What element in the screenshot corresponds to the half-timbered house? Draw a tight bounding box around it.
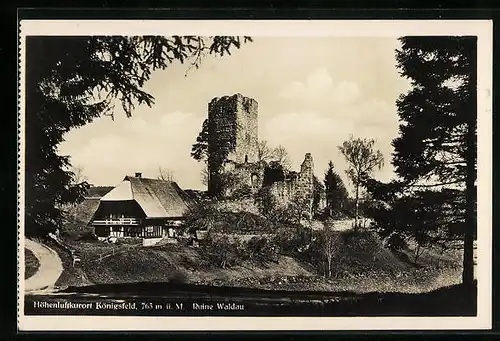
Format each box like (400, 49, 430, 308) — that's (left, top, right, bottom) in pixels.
(89, 173, 195, 244)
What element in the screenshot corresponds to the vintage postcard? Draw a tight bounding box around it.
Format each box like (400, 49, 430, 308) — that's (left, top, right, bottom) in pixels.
(18, 19, 492, 331)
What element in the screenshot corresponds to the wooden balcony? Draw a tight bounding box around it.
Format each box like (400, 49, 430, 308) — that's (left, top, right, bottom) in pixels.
(92, 217, 141, 226)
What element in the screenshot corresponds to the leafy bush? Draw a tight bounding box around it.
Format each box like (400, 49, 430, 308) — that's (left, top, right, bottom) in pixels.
(199, 233, 280, 268)
(256, 187, 311, 226)
(185, 199, 275, 235)
(60, 224, 96, 241)
(183, 199, 219, 234)
(199, 234, 244, 269)
(247, 236, 280, 263)
(176, 235, 194, 247)
(76, 231, 99, 242)
(25, 248, 40, 279)
(385, 233, 409, 251)
(273, 225, 312, 255)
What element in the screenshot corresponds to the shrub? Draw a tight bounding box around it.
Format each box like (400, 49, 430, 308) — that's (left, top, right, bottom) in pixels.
(186, 198, 275, 235)
(256, 187, 312, 226)
(247, 236, 280, 263)
(273, 225, 312, 255)
(114, 237, 142, 245)
(199, 233, 280, 268)
(183, 199, 220, 234)
(199, 234, 243, 269)
(308, 228, 343, 278)
(229, 183, 254, 200)
(176, 235, 194, 247)
(385, 233, 409, 251)
(76, 231, 99, 242)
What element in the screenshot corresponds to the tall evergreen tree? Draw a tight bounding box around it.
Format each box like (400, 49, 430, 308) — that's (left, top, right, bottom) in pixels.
(26, 36, 251, 237)
(393, 36, 477, 286)
(323, 161, 349, 218)
(191, 118, 210, 162)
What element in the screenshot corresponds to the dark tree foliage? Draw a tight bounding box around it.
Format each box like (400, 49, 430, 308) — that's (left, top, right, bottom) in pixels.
(366, 36, 477, 285)
(393, 36, 476, 187)
(191, 117, 236, 197)
(26, 35, 251, 237)
(365, 179, 466, 261)
(190, 118, 210, 162)
(262, 161, 286, 186)
(323, 161, 349, 218)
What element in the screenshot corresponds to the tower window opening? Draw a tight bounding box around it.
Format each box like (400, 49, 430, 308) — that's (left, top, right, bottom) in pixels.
(245, 155, 248, 163)
(251, 173, 258, 187)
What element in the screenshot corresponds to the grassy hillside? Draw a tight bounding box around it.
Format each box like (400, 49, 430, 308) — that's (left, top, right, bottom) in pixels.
(63, 240, 313, 286)
(58, 196, 461, 293)
(58, 229, 461, 294)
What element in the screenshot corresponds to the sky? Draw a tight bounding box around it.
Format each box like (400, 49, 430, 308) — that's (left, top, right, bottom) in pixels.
(58, 36, 412, 192)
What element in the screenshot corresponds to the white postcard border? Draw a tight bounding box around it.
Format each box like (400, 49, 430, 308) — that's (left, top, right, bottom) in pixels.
(17, 19, 493, 331)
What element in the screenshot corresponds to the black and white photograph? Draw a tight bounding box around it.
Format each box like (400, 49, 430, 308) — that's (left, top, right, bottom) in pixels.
(17, 20, 492, 331)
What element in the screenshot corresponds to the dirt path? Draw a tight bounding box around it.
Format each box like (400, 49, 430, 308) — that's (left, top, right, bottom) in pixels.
(25, 239, 63, 292)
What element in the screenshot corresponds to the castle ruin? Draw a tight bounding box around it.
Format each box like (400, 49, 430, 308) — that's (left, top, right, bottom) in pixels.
(206, 93, 315, 216)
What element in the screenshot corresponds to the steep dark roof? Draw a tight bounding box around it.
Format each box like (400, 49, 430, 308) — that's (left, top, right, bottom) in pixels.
(100, 176, 195, 219)
(184, 189, 206, 202)
(85, 186, 114, 198)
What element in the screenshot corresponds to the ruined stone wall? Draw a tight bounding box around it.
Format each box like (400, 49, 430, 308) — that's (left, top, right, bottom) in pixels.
(215, 197, 261, 215)
(293, 153, 314, 213)
(269, 153, 315, 215)
(269, 180, 294, 208)
(233, 162, 265, 192)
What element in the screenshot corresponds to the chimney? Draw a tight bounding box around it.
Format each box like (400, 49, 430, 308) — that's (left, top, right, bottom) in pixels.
(135, 172, 142, 178)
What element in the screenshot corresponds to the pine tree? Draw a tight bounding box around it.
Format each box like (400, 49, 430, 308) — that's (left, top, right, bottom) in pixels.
(393, 36, 477, 286)
(323, 161, 349, 218)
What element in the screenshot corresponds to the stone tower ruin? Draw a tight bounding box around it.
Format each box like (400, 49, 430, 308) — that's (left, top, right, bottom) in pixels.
(207, 94, 259, 195)
(205, 94, 315, 218)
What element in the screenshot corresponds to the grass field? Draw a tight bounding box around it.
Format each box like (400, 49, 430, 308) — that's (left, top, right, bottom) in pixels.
(24, 248, 40, 279)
